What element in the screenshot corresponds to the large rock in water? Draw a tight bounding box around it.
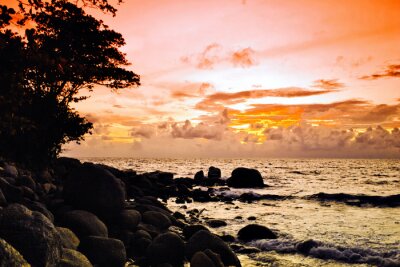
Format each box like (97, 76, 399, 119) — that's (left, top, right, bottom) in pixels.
(227, 167, 265, 188)
(237, 224, 277, 241)
(64, 163, 126, 218)
(0, 238, 30, 267)
(186, 230, 241, 267)
(0, 204, 62, 267)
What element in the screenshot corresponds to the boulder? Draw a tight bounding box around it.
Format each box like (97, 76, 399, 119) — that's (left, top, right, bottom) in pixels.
(59, 248, 92, 267)
(0, 238, 30, 267)
(116, 209, 141, 231)
(190, 249, 224, 267)
(194, 170, 205, 181)
(78, 236, 126, 267)
(227, 167, 265, 188)
(206, 219, 227, 228)
(59, 210, 108, 239)
(57, 227, 80, 249)
(186, 230, 241, 267)
(208, 166, 221, 179)
(0, 204, 62, 266)
(237, 224, 277, 241)
(146, 232, 185, 266)
(142, 211, 171, 230)
(64, 163, 126, 218)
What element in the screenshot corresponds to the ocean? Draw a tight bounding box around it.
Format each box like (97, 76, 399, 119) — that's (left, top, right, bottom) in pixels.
(81, 158, 400, 267)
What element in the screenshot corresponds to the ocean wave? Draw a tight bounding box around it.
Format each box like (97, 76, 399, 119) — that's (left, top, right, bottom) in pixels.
(306, 192, 400, 207)
(248, 238, 400, 267)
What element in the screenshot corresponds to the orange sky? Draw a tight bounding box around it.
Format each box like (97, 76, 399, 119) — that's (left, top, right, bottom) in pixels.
(4, 0, 400, 157)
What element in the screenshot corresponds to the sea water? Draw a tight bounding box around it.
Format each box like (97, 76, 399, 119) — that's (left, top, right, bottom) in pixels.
(81, 158, 400, 266)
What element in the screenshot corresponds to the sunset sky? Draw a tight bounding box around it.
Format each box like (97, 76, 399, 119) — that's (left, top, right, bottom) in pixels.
(11, 0, 400, 158)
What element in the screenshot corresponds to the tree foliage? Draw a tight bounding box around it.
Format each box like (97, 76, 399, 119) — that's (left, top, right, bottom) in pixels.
(0, 0, 140, 166)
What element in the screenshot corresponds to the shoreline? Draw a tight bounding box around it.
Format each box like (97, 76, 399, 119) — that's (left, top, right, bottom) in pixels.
(0, 157, 399, 266)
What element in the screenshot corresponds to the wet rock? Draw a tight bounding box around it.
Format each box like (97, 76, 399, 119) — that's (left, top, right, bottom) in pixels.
(57, 227, 80, 250)
(59, 210, 108, 239)
(142, 211, 172, 230)
(206, 219, 227, 228)
(208, 166, 221, 179)
(194, 170, 205, 181)
(0, 204, 62, 266)
(0, 238, 30, 267)
(237, 224, 277, 241)
(78, 236, 126, 267)
(183, 224, 210, 239)
(146, 232, 185, 266)
(190, 249, 224, 267)
(59, 248, 92, 267)
(116, 209, 141, 231)
(227, 167, 265, 188)
(296, 239, 319, 254)
(186, 230, 241, 267)
(64, 163, 126, 218)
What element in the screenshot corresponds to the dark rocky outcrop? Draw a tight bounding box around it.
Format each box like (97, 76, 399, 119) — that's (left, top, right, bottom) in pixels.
(0, 204, 62, 267)
(186, 230, 241, 267)
(63, 163, 126, 218)
(237, 224, 277, 241)
(227, 167, 265, 188)
(146, 232, 185, 266)
(78, 236, 126, 267)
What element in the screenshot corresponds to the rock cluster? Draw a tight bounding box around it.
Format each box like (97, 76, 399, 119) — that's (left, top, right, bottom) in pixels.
(0, 159, 275, 266)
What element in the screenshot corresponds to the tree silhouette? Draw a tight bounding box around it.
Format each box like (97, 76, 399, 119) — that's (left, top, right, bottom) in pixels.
(0, 1, 140, 166)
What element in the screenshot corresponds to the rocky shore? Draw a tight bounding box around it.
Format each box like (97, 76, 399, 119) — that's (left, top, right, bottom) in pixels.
(0, 158, 275, 267)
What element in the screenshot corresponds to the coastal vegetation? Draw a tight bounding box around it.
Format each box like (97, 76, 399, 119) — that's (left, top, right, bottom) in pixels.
(0, 0, 139, 166)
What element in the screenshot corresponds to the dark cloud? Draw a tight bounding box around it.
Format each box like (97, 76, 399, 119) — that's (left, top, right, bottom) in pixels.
(360, 64, 400, 80)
